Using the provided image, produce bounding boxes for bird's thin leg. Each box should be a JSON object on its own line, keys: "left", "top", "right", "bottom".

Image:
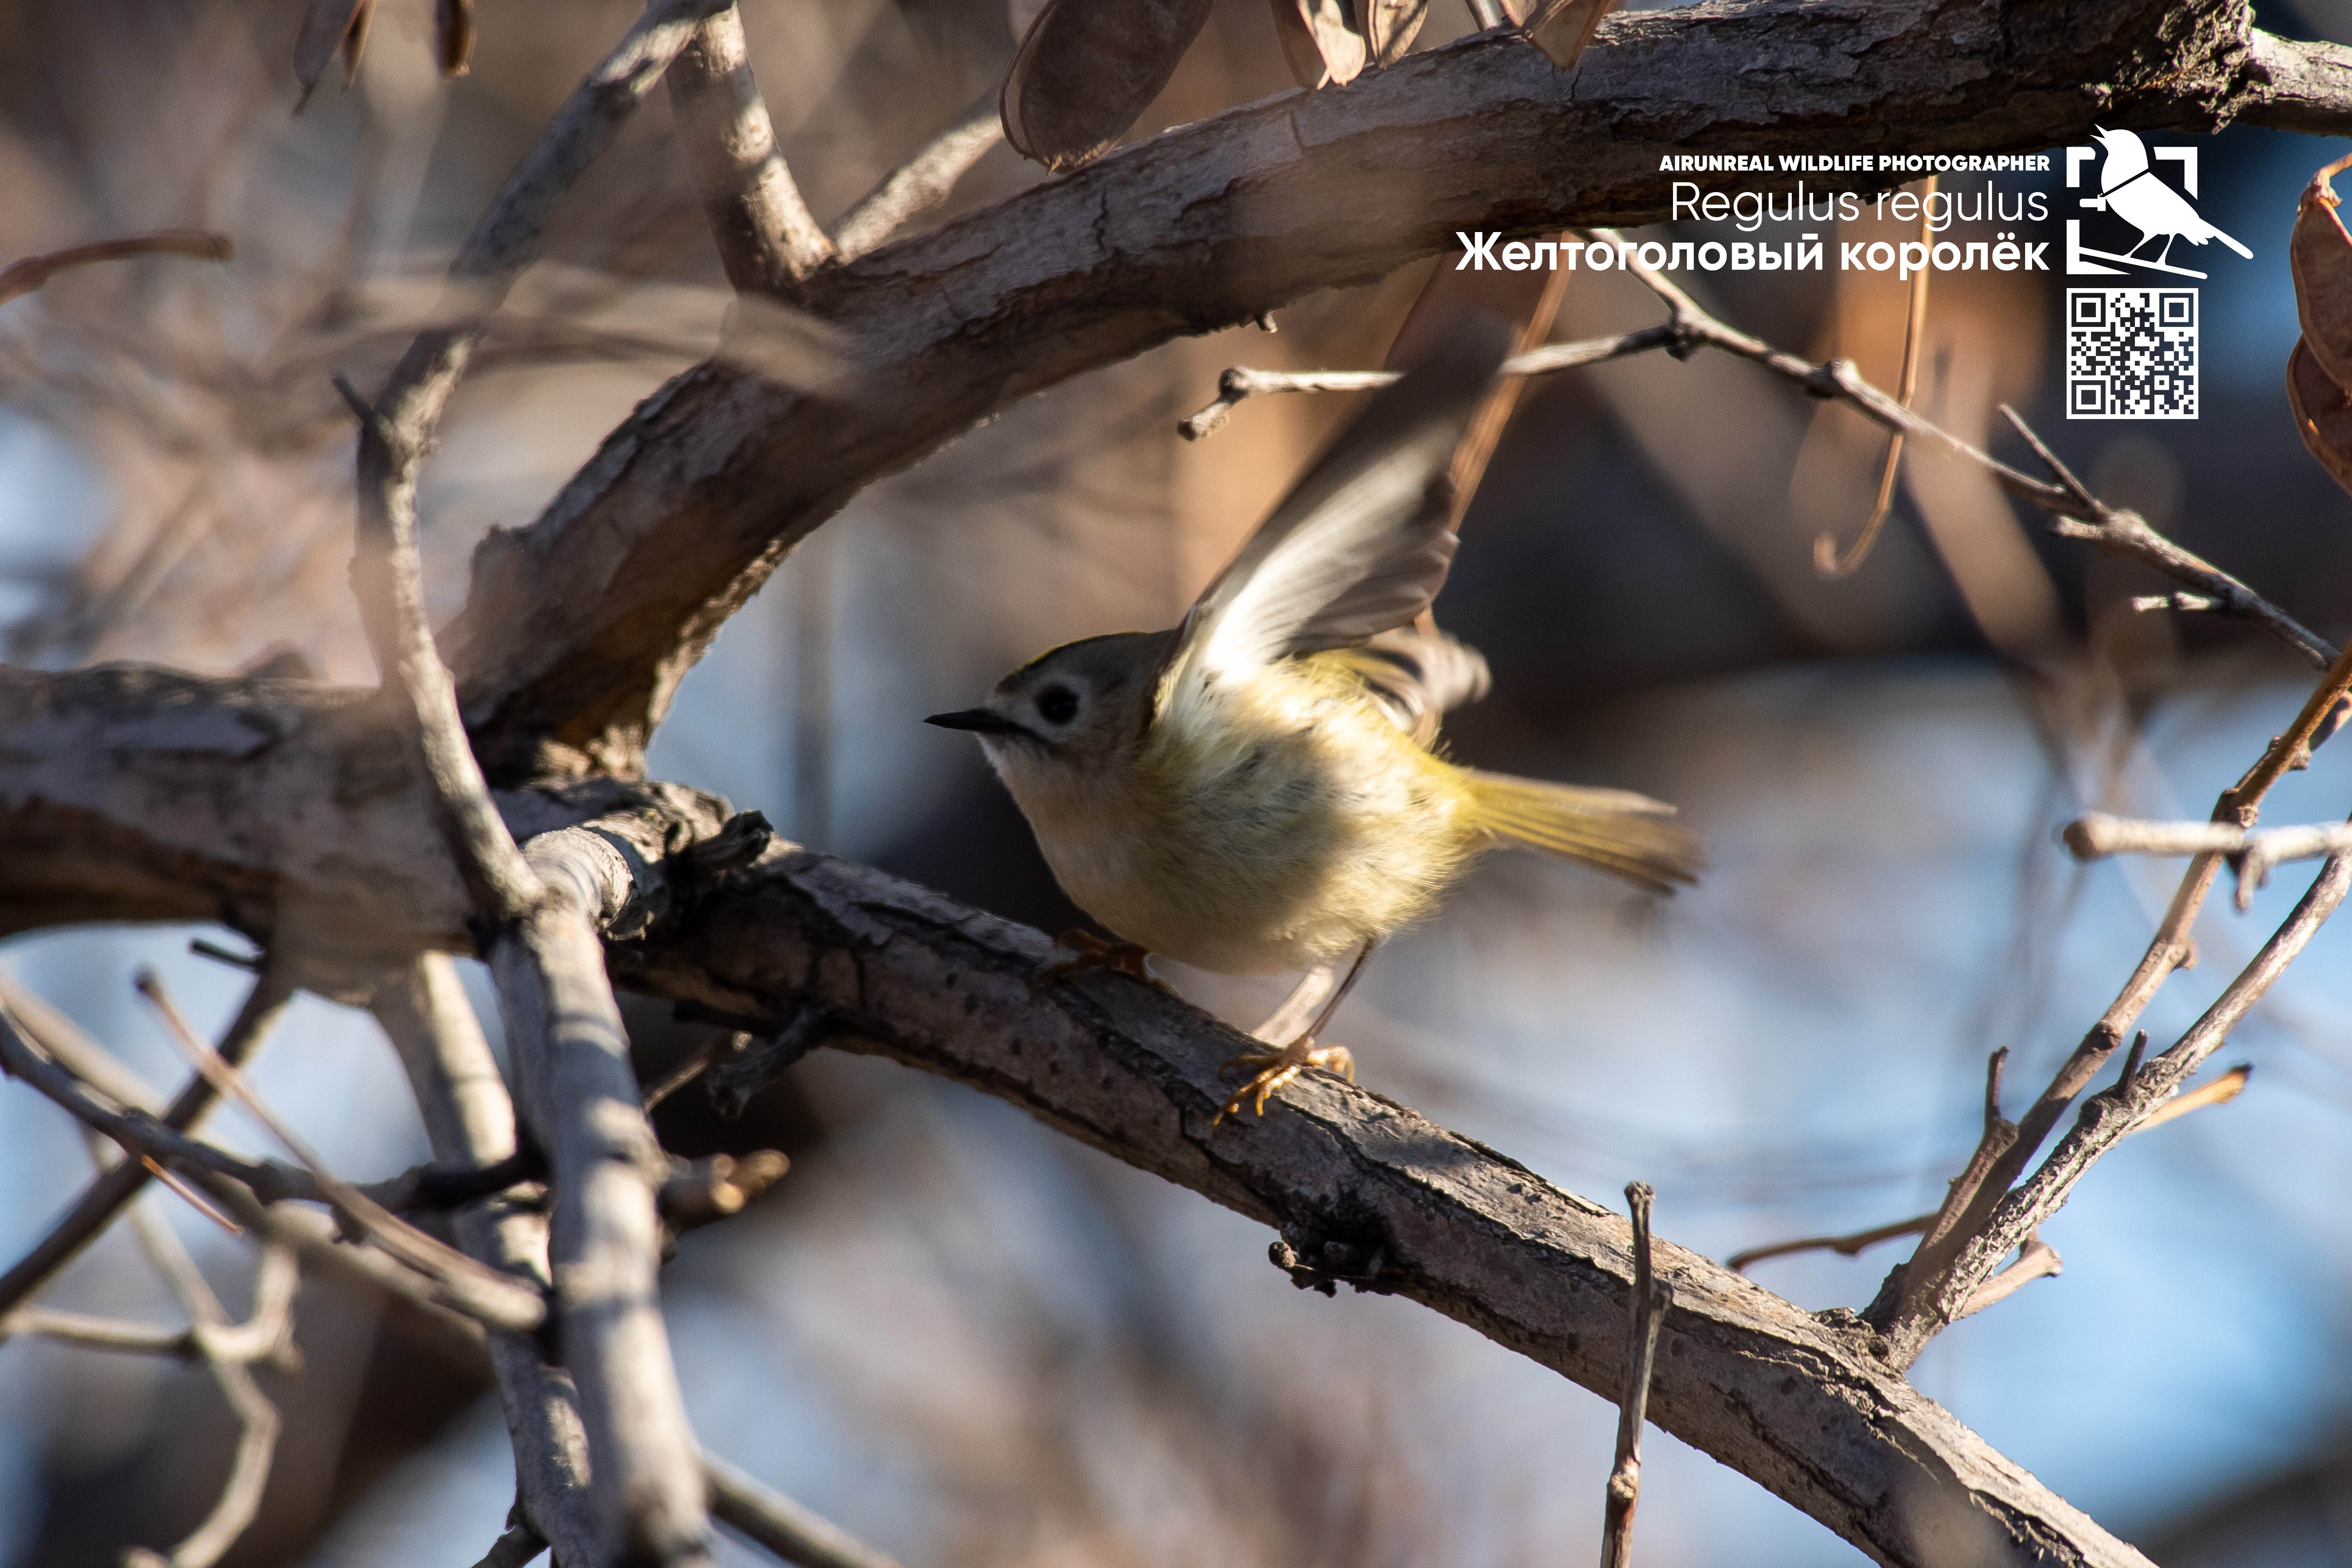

{"left": 1216, "top": 942, "right": 1376, "bottom": 1122}
{"left": 1248, "top": 965, "right": 1337, "bottom": 1050}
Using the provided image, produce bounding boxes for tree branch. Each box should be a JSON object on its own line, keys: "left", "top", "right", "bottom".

{"left": 599, "top": 840, "right": 2156, "bottom": 1568}
{"left": 1867, "top": 637, "right": 2352, "bottom": 1364}
{"left": 827, "top": 94, "right": 1002, "bottom": 262}
{"left": 439, "top": 0, "right": 2304, "bottom": 782}
{"left": 0, "top": 967, "right": 292, "bottom": 1319}
{"left": 664, "top": 4, "right": 833, "bottom": 296}
{"left": 373, "top": 956, "right": 604, "bottom": 1568}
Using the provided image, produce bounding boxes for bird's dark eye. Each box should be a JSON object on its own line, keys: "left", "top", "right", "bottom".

{"left": 1036, "top": 685, "right": 1078, "bottom": 725}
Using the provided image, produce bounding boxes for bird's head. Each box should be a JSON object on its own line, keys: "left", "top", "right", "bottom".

{"left": 926, "top": 630, "right": 1172, "bottom": 784}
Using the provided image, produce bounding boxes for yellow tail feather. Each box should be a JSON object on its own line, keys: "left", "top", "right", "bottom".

{"left": 1463, "top": 770, "right": 1705, "bottom": 894}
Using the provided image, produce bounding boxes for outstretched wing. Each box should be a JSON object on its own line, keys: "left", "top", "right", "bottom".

{"left": 1157, "top": 312, "right": 1511, "bottom": 722}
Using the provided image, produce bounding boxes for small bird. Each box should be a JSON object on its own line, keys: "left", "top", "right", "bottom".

{"left": 2083, "top": 126, "right": 2251, "bottom": 267}
{"left": 928, "top": 319, "right": 1702, "bottom": 1118}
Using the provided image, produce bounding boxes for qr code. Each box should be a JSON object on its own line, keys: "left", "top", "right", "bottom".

{"left": 2066, "top": 288, "right": 2197, "bottom": 419}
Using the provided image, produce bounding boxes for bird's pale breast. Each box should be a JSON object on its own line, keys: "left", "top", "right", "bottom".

{"left": 1009, "top": 659, "right": 1479, "bottom": 974}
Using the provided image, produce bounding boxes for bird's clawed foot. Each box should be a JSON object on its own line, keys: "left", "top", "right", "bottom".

{"left": 1036, "top": 930, "right": 1166, "bottom": 992}
{"left": 1214, "top": 1038, "right": 1355, "bottom": 1123}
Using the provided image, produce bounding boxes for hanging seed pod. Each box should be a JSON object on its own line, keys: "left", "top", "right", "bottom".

{"left": 1362, "top": 0, "right": 1429, "bottom": 66}
{"left": 2291, "top": 153, "right": 2352, "bottom": 392}
{"left": 1001, "top": 0, "right": 1215, "bottom": 172}
{"left": 1508, "top": 0, "right": 1617, "bottom": 69}
{"left": 1270, "top": 0, "right": 1365, "bottom": 89}
{"left": 2288, "top": 337, "right": 2352, "bottom": 499}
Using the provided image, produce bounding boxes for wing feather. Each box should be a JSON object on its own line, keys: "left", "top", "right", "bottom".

{"left": 1158, "top": 314, "right": 1511, "bottom": 719}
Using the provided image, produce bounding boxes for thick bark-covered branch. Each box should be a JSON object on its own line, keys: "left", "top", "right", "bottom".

{"left": 440, "top": 0, "right": 2308, "bottom": 781}
{"left": 0, "top": 665, "right": 2168, "bottom": 1564}
{"left": 602, "top": 844, "right": 2150, "bottom": 1568}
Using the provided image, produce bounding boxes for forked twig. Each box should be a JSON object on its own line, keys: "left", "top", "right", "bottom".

{"left": 2066, "top": 811, "right": 2352, "bottom": 909}
{"left": 118, "top": 1211, "right": 291, "bottom": 1568}
{"left": 0, "top": 970, "right": 293, "bottom": 1319}
{"left": 1815, "top": 175, "right": 1935, "bottom": 579}
{"left": 1729, "top": 1065, "right": 2248, "bottom": 1273}
{"left": 1601, "top": 1181, "right": 1670, "bottom": 1568}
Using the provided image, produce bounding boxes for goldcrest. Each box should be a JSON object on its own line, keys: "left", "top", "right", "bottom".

{"left": 930, "top": 319, "right": 1702, "bottom": 1113}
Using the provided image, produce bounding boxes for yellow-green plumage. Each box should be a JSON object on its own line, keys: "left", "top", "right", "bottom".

{"left": 929, "top": 319, "right": 1701, "bottom": 987}
{"left": 972, "top": 637, "right": 1699, "bottom": 975}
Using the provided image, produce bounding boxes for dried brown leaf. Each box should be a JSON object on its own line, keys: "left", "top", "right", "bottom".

{"left": 2287, "top": 336, "right": 2352, "bottom": 499}
{"left": 1269, "top": 0, "right": 1364, "bottom": 89}
{"left": 1361, "top": 0, "right": 1429, "bottom": 66}
{"left": 2292, "top": 153, "right": 2352, "bottom": 392}
{"left": 436, "top": 0, "right": 475, "bottom": 78}
{"left": 1001, "top": 0, "right": 1214, "bottom": 172}
{"left": 293, "top": 0, "right": 371, "bottom": 108}
{"left": 1508, "top": 0, "right": 1617, "bottom": 69}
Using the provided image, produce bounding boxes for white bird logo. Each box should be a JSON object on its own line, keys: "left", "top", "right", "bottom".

{"left": 2080, "top": 127, "right": 2251, "bottom": 268}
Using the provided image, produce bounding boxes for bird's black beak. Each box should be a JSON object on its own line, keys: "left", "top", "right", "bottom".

{"left": 926, "top": 708, "right": 1024, "bottom": 737}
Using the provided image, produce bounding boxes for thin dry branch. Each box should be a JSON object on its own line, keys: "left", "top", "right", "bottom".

{"left": 1177, "top": 325, "right": 1675, "bottom": 439}
{"left": 1870, "top": 635, "right": 2352, "bottom": 1365}
{"left": 1600, "top": 1181, "right": 1668, "bottom": 1568}
{"left": 0, "top": 969, "right": 292, "bottom": 1319}
{"left": 2066, "top": 811, "right": 2352, "bottom": 908}
{"left": 373, "top": 956, "right": 604, "bottom": 1568}
{"left": 666, "top": 5, "right": 833, "bottom": 296}
{"left": 119, "top": 1212, "right": 290, "bottom": 1568}
{"left": 829, "top": 95, "right": 1004, "bottom": 262}
{"left": 1173, "top": 234, "right": 2331, "bottom": 674}
{"left": 1899, "top": 846, "right": 2352, "bottom": 1352}
{"left": 0, "top": 1002, "right": 548, "bottom": 1335}
{"left": 704, "top": 1450, "right": 909, "bottom": 1568}
{"left": 1814, "top": 175, "right": 1935, "bottom": 579}
{"left": 1728, "top": 1066, "right": 2248, "bottom": 1273}
{"left": 0, "top": 232, "right": 232, "bottom": 307}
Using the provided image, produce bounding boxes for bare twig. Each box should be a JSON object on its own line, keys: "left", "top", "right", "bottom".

{"left": 1178, "top": 326, "right": 1676, "bottom": 440}
{"left": 704, "top": 1449, "right": 908, "bottom": 1568}
{"left": 2132, "top": 591, "right": 2222, "bottom": 614}
{"left": 0, "top": 232, "right": 232, "bottom": 307}
{"left": 1867, "top": 633, "right": 2352, "bottom": 1364}
{"left": 0, "top": 1002, "right": 548, "bottom": 1335}
{"left": 1953, "top": 1230, "right": 2061, "bottom": 1321}
{"left": 1815, "top": 177, "right": 1934, "bottom": 578}
{"left": 471, "top": 1520, "right": 550, "bottom": 1568}
{"left": 659, "top": 1151, "right": 788, "bottom": 1232}
{"left": 1900, "top": 849, "right": 2352, "bottom": 1352}
{"left": 373, "top": 956, "right": 604, "bottom": 1568}
{"left": 642, "top": 1031, "right": 744, "bottom": 1110}
{"left": 1729, "top": 1066, "right": 2247, "bottom": 1273}
{"left": 1178, "top": 239, "right": 2332, "bottom": 674}
{"left": 0, "top": 970, "right": 292, "bottom": 1319}
{"left": 2066, "top": 812, "right": 2352, "bottom": 908}
{"left": 1601, "top": 1181, "right": 1670, "bottom": 1568}
{"left": 665, "top": 5, "right": 833, "bottom": 297}
{"left": 334, "top": 18, "right": 722, "bottom": 1555}
{"left": 118, "top": 1211, "right": 291, "bottom": 1568}
{"left": 831, "top": 94, "right": 1003, "bottom": 261}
